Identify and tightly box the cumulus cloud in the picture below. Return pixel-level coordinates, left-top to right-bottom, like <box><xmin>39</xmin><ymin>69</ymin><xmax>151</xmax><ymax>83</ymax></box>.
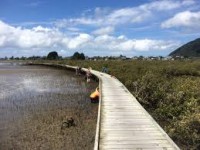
<box><xmin>0</xmin><ymin>21</ymin><xmax>62</xmax><ymax>48</ymax></box>
<box><xmin>161</xmin><ymin>11</ymin><xmax>200</xmax><ymax>28</ymax></box>
<box><xmin>0</xmin><ymin>20</ymin><xmax>180</xmax><ymax>56</ymax></box>
<box><xmin>88</xmin><ymin>34</ymin><xmax>179</xmax><ymax>52</ymax></box>
<box><xmin>0</xmin><ymin>20</ymin><xmax>94</xmax><ymax>50</ymax></box>
<box><xmin>96</xmin><ymin>37</ymin><xmax>179</xmax><ymax>51</ymax></box>
<box><xmin>67</xmin><ymin>33</ymin><xmax>92</xmax><ymax>49</ymax></box>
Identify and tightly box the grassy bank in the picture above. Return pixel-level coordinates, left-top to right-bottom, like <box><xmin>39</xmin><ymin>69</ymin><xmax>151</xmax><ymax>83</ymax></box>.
<box><xmin>34</xmin><ymin>59</ymin><xmax>200</xmax><ymax>149</ymax></box>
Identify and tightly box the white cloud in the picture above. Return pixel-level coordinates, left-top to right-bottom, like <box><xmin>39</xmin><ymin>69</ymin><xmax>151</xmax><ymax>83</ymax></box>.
<box><xmin>105</xmin><ymin>0</ymin><xmax>196</xmax><ymax>26</ymax></box>
<box><xmin>32</xmin><ymin>26</ymin><xmax>53</xmax><ymax>32</ymax></box>
<box><xmin>0</xmin><ymin>21</ymin><xmax>63</xmax><ymax>49</ymax></box>
<box><xmin>90</xmin><ymin>35</ymin><xmax>179</xmax><ymax>52</ymax></box>
<box><xmin>106</xmin><ymin>8</ymin><xmax>151</xmax><ymax>25</ymax></box>
<box><xmin>140</xmin><ymin>0</ymin><xmax>195</xmax><ymax>11</ymax></box>
<box><xmin>94</xmin><ymin>35</ymin><xmax>115</xmax><ymax>43</ymax></box>
<box><xmin>55</xmin><ymin>0</ymin><xmax>196</xmax><ymax>28</ymax></box>
<box><xmin>55</xmin><ymin>18</ymin><xmax>104</xmax><ymax>27</ymax></box>
<box><xmin>67</xmin><ymin>33</ymin><xmax>92</xmax><ymax>49</ymax></box>
<box><xmin>93</xmin><ymin>26</ymin><xmax>114</xmax><ymax>35</ymax></box>
<box><xmin>0</xmin><ymin>20</ymin><xmax>180</xmax><ymax>56</ymax></box>
<box><xmin>106</xmin><ymin>38</ymin><xmax>179</xmax><ymax>51</ymax></box>
<box><xmin>161</xmin><ymin>11</ymin><xmax>200</xmax><ymax>28</ymax></box>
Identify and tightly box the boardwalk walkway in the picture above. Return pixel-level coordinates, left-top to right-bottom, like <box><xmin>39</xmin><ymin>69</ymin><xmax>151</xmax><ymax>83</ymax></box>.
<box><xmin>36</xmin><ymin>64</ymin><xmax>180</xmax><ymax>150</ymax></box>
<box><xmin>90</xmin><ymin>70</ymin><xmax>180</xmax><ymax>150</ymax></box>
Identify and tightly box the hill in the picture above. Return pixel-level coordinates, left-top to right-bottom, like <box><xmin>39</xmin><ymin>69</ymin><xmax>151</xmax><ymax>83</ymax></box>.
<box><xmin>169</xmin><ymin>38</ymin><xmax>200</xmax><ymax>57</ymax></box>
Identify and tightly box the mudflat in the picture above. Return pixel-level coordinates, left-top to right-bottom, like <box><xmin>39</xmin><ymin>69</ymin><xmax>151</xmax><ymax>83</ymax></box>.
<box><xmin>0</xmin><ymin>63</ymin><xmax>98</xmax><ymax>150</ymax></box>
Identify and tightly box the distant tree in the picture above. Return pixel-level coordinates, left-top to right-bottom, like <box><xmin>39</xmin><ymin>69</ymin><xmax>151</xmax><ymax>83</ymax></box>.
<box><xmin>58</xmin><ymin>56</ymin><xmax>63</xmax><ymax>60</ymax></box>
<box><xmin>138</xmin><ymin>56</ymin><xmax>144</xmax><ymax>60</ymax></box>
<box><xmin>80</xmin><ymin>53</ymin><xmax>85</xmax><ymax>60</ymax></box>
<box><xmin>71</xmin><ymin>52</ymin><xmax>85</xmax><ymax>60</ymax></box>
<box><xmin>28</xmin><ymin>56</ymin><xmax>41</xmax><ymax>60</ymax></box>
<box><xmin>42</xmin><ymin>56</ymin><xmax>47</xmax><ymax>60</ymax></box>
<box><xmin>10</xmin><ymin>56</ymin><xmax>14</xmax><ymax>60</ymax></box>
<box><xmin>47</xmin><ymin>51</ymin><xmax>59</xmax><ymax>60</ymax></box>
<box><xmin>21</xmin><ymin>56</ymin><xmax>26</xmax><ymax>60</ymax></box>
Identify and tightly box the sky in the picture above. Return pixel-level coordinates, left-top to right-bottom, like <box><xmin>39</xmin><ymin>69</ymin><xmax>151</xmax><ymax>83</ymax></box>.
<box><xmin>0</xmin><ymin>0</ymin><xmax>200</xmax><ymax>57</ymax></box>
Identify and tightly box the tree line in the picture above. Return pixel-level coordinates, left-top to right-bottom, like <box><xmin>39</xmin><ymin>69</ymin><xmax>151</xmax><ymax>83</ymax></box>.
<box><xmin>1</xmin><ymin>51</ymin><xmax>86</xmax><ymax>60</ymax></box>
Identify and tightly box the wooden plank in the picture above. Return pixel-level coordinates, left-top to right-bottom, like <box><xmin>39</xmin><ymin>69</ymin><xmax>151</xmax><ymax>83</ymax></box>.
<box><xmin>101</xmin><ymin>128</ymin><xmax>157</xmax><ymax>131</ymax></box>
<box><xmin>102</xmin><ymin>102</ymin><xmax>137</xmax><ymax>105</ymax></box>
<box><xmin>102</xmin><ymin>101</ymin><xmax>137</xmax><ymax>104</ymax></box>
<box><xmin>102</xmin><ymin>128</ymin><xmax>157</xmax><ymax>131</ymax></box>
<box><xmin>99</xmin><ymin>144</ymin><xmax>173</xmax><ymax>149</ymax></box>
<box><xmin>101</xmin><ymin>133</ymin><xmax>163</xmax><ymax>138</ymax></box>
<box><xmin>100</xmin><ymin>141</ymin><xmax>172</xmax><ymax>147</ymax></box>
<box><xmin>102</xmin><ymin>118</ymin><xmax>152</xmax><ymax>121</ymax></box>
<box><xmin>102</xmin><ymin>109</ymin><xmax>142</xmax><ymax>112</ymax></box>
<box><xmin>101</xmin><ymin>122</ymin><xmax>154</xmax><ymax>126</ymax></box>
<box><xmin>99</xmin><ymin>148</ymin><xmax>175</xmax><ymax>150</ymax></box>
<box><xmin>101</xmin><ymin>133</ymin><xmax>164</xmax><ymax>137</ymax></box>
<box><xmin>102</xmin><ymin>109</ymin><xmax>144</xmax><ymax>112</ymax></box>
<box><xmin>99</xmin><ymin>136</ymin><xmax>169</xmax><ymax>141</ymax></box>
<box><xmin>102</xmin><ymin>106</ymin><xmax>141</xmax><ymax>109</ymax></box>
<box><xmin>102</xmin><ymin>95</ymin><xmax>131</xmax><ymax>97</ymax></box>
<box><xmin>102</xmin><ymin>91</ymin><xmax>129</xmax><ymax>94</ymax></box>
<box><xmin>102</xmin><ymin>107</ymin><xmax>141</xmax><ymax>110</ymax></box>
<box><xmin>102</xmin><ymin>112</ymin><xmax>146</xmax><ymax>116</ymax></box>
<box><xmin>101</xmin><ymin>123</ymin><xmax>155</xmax><ymax>127</ymax></box>
<box><xmin>100</xmin><ymin>139</ymin><xmax>170</xmax><ymax>144</ymax></box>
<box><xmin>102</xmin><ymin>97</ymin><xmax>134</xmax><ymax>100</ymax></box>
<box><xmin>102</xmin><ymin>89</ymin><xmax>128</xmax><ymax>91</ymax></box>
<box><xmin>99</xmin><ymin>135</ymin><xmax>167</xmax><ymax>140</ymax></box>
<box><xmin>102</xmin><ymin>101</ymin><xmax>136</xmax><ymax>104</ymax></box>
<box><xmin>102</xmin><ymin>116</ymin><xmax>148</xmax><ymax>119</ymax></box>
<box><xmin>101</xmin><ymin>104</ymin><xmax>140</xmax><ymax>107</ymax></box>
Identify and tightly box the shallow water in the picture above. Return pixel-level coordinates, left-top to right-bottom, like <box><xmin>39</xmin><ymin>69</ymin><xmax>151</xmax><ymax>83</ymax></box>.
<box><xmin>0</xmin><ymin>62</ymin><xmax>98</xmax><ymax>150</ymax></box>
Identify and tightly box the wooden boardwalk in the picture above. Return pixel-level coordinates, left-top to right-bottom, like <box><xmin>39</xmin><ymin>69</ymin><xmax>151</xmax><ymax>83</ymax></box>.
<box><xmin>90</xmin><ymin>70</ymin><xmax>180</xmax><ymax>150</ymax></box>
<box><xmin>35</xmin><ymin>64</ymin><xmax>180</xmax><ymax>150</ymax></box>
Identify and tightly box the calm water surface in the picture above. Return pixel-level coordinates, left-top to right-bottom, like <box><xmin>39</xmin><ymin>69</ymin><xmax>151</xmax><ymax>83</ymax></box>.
<box><xmin>0</xmin><ymin>62</ymin><xmax>98</xmax><ymax>150</ymax></box>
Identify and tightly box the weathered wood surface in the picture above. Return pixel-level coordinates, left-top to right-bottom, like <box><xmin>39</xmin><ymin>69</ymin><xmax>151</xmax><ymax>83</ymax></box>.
<box><xmin>90</xmin><ymin>70</ymin><xmax>180</xmax><ymax>150</ymax></box>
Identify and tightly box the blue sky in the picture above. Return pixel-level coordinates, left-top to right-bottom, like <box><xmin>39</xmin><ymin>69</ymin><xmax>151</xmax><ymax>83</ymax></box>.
<box><xmin>0</xmin><ymin>0</ymin><xmax>200</xmax><ymax>57</ymax></box>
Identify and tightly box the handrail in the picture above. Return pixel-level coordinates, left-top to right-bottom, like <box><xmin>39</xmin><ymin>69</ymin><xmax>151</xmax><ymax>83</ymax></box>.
<box><xmin>93</xmin><ymin>73</ymin><xmax>102</xmax><ymax>150</ymax></box>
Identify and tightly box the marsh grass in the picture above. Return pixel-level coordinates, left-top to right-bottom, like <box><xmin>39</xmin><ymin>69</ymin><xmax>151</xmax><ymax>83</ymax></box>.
<box><xmin>0</xmin><ymin>64</ymin><xmax>98</xmax><ymax>150</ymax></box>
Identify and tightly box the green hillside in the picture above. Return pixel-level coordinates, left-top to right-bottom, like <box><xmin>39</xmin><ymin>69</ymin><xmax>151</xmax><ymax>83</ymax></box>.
<box><xmin>170</xmin><ymin>38</ymin><xmax>200</xmax><ymax>57</ymax></box>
